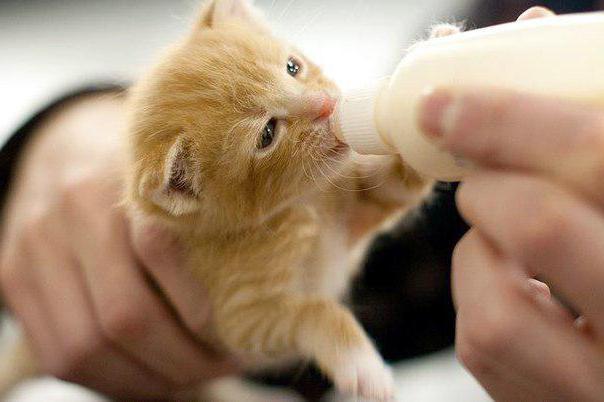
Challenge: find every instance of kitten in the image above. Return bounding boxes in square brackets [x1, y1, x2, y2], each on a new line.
[0, 0, 461, 400]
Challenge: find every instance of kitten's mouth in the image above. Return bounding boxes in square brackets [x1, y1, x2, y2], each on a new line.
[326, 119, 350, 155]
[331, 137, 349, 154]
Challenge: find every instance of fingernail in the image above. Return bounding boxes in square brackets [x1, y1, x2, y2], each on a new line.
[419, 87, 458, 139]
[526, 279, 551, 300]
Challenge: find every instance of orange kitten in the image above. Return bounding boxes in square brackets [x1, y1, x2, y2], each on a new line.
[0, 0, 454, 400]
[126, 1, 428, 399]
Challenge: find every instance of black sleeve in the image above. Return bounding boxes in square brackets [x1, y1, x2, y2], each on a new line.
[352, 182, 468, 362]
[0, 84, 127, 214]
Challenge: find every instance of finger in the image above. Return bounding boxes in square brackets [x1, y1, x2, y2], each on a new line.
[453, 231, 604, 399]
[130, 219, 211, 339]
[70, 206, 232, 387]
[1, 254, 171, 399]
[26, 243, 170, 398]
[457, 172, 604, 337]
[420, 87, 604, 204]
[455, 324, 546, 402]
[517, 6, 556, 21]
[0, 247, 62, 367]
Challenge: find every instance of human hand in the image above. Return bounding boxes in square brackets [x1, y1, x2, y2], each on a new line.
[419, 7, 604, 401]
[0, 94, 236, 399]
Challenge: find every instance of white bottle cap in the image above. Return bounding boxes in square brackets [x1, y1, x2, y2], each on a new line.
[335, 79, 394, 155]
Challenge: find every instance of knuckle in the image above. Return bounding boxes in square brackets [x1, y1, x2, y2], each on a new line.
[58, 330, 107, 378]
[460, 302, 521, 360]
[455, 337, 494, 378]
[514, 195, 568, 254]
[99, 302, 153, 341]
[59, 175, 99, 209]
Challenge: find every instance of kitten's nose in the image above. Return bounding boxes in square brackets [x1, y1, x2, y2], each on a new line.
[312, 95, 337, 121]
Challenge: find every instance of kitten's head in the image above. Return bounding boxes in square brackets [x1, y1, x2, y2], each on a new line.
[128, 0, 348, 228]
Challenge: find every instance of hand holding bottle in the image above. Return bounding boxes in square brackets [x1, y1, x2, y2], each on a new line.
[337, 7, 604, 181]
[420, 7, 604, 401]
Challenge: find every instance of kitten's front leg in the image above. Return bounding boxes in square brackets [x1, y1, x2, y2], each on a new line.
[213, 295, 394, 401]
[353, 154, 429, 207]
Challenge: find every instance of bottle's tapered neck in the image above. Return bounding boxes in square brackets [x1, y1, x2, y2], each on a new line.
[335, 78, 393, 155]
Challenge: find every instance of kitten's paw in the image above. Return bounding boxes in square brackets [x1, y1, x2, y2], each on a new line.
[332, 348, 395, 401]
[430, 23, 461, 38]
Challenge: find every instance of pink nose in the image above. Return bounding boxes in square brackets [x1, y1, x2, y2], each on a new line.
[314, 96, 337, 121]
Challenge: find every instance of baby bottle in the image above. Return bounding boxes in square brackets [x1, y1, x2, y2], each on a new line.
[336, 12, 604, 181]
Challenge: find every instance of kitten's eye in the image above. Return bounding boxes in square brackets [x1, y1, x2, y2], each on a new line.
[259, 118, 278, 150]
[287, 57, 301, 77]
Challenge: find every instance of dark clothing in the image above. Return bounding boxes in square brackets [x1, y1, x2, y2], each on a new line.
[469, 0, 603, 28]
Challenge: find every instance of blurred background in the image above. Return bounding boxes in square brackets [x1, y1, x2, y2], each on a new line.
[1, 0, 602, 401]
[0, 0, 479, 144]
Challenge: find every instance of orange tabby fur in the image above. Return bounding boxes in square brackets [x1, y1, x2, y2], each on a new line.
[0, 0, 458, 400]
[125, 1, 429, 400]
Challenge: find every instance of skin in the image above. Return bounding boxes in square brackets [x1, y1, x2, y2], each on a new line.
[420, 7, 604, 401]
[5, 5, 602, 401]
[0, 93, 236, 399]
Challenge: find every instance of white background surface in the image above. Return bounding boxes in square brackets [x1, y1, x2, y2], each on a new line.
[1, 0, 490, 400]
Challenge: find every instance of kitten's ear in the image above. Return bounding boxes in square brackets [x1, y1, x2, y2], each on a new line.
[196, 0, 269, 32]
[141, 138, 202, 216]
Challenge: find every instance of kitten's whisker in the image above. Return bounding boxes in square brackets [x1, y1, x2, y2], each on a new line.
[267, 0, 278, 19]
[291, 6, 326, 41]
[316, 160, 358, 193]
[314, 148, 391, 192]
[312, 145, 375, 180]
[277, 0, 297, 24]
[309, 148, 360, 192]
[310, 163, 327, 193]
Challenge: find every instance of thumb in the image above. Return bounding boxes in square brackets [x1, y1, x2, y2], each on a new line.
[130, 218, 210, 337]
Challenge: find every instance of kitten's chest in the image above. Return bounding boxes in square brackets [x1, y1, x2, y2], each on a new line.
[295, 209, 357, 300]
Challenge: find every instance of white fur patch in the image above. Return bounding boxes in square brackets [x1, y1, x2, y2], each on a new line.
[332, 347, 395, 401]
